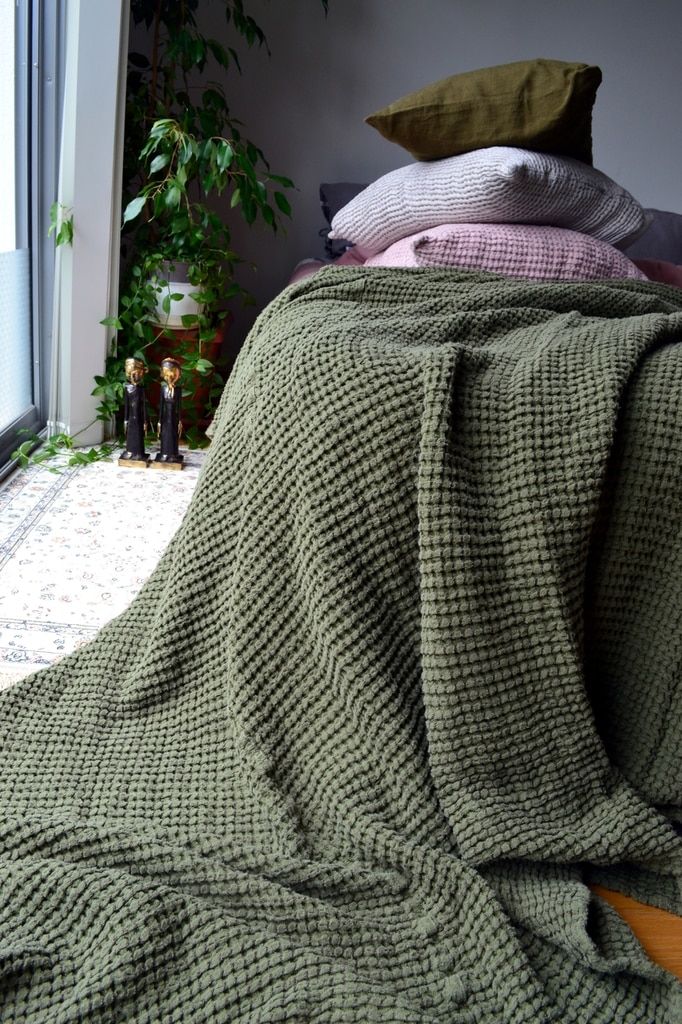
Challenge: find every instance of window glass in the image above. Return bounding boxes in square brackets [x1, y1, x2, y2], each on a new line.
[0, 0, 33, 438]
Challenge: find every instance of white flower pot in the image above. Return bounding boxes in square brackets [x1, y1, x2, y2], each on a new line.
[150, 262, 204, 328]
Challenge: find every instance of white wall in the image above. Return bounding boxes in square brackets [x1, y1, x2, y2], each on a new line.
[201, 0, 682, 349]
[50, 0, 128, 443]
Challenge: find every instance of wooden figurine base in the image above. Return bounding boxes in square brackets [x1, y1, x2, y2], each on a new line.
[118, 456, 150, 469]
[151, 456, 184, 471]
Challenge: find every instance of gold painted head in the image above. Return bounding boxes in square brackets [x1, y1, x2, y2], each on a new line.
[161, 357, 181, 387]
[124, 357, 146, 384]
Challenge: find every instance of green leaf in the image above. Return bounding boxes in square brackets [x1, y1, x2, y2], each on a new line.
[48, 203, 73, 246]
[56, 219, 74, 246]
[47, 201, 58, 237]
[192, 38, 206, 65]
[216, 141, 233, 171]
[164, 184, 182, 209]
[122, 196, 146, 224]
[203, 87, 225, 110]
[230, 188, 241, 208]
[184, 426, 202, 449]
[227, 46, 242, 72]
[207, 39, 229, 67]
[149, 153, 170, 174]
[12, 439, 35, 462]
[237, 152, 257, 182]
[242, 195, 256, 224]
[195, 358, 213, 373]
[274, 191, 292, 216]
[150, 118, 175, 135]
[179, 137, 195, 166]
[269, 174, 295, 188]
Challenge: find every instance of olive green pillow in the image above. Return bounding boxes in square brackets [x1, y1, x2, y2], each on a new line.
[365, 58, 602, 165]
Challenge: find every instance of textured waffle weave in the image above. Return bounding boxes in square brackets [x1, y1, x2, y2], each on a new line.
[365, 223, 646, 281]
[328, 147, 648, 256]
[1, 268, 681, 1022]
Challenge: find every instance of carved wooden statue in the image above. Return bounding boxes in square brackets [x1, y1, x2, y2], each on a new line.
[153, 357, 184, 470]
[119, 357, 149, 467]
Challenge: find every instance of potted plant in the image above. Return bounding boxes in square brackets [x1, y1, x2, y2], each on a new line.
[96, 0, 328, 446]
[14, 0, 329, 469]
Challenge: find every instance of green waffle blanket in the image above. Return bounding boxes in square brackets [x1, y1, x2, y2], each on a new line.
[1, 269, 681, 1023]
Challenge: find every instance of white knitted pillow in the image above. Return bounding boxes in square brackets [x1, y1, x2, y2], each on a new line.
[328, 147, 649, 257]
[365, 223, 647, 281]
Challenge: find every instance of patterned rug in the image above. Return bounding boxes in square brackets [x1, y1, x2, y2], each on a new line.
[0, 449, 206, 690]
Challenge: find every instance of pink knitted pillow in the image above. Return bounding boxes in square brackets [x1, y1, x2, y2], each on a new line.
[365, 223, 646, 281]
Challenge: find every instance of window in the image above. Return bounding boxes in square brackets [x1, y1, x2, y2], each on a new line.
[0, 0, 63, 476]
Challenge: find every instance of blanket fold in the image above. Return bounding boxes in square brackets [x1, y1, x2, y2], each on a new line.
[1, 268, 681, 1022]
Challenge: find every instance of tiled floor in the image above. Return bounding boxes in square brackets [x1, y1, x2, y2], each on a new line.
[0, 449, 206, 689]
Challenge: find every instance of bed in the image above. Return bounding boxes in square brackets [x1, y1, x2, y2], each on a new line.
[1, 58, 681, 1024]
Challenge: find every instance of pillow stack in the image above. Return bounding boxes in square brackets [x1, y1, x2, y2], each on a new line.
[328, 59, 648, 282]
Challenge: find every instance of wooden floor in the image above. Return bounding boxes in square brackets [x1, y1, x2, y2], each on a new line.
[592, 886, 682, 981]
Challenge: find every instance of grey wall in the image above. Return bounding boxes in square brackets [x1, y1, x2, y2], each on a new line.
[201, 0, 682, 350]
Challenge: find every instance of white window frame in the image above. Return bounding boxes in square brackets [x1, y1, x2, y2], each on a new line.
[0, 0, 39, 473]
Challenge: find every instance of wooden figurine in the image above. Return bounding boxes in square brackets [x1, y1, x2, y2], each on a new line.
[152, 357, 184, 470]
[119, 357, 149, 468]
